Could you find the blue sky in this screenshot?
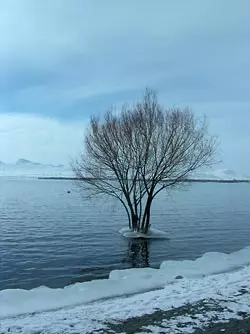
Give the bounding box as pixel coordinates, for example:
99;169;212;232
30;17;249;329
0;0;250;174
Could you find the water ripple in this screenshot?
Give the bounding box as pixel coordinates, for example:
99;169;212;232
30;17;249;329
1;179;250;290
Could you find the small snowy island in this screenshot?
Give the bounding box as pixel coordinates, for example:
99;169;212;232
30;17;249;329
119;227;169;239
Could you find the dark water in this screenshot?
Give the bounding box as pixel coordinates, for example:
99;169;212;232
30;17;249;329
0;178;250;290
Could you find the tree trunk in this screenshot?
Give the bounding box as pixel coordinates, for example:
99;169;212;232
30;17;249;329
143;203;151;234
141;196;152;234
131;213;138;231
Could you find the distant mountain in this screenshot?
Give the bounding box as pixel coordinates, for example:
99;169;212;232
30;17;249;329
16;158;42;166
15;159;65;168
0;160;248;180
0;159;73;178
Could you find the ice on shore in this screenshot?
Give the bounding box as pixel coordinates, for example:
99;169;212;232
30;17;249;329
109;246;250;280
1;246;250;320
1;262;250;334
119;227;169;239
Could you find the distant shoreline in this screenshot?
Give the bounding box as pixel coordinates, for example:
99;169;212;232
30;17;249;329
38;177;250;183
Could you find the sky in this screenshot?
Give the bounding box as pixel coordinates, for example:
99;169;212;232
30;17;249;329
0;0;249;174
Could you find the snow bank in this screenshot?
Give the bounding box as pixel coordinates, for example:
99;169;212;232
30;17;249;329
2;265;250;334
0;277;165;319
1;246;250;319
160;246;250;277
109;246;250;280
119;227;169;239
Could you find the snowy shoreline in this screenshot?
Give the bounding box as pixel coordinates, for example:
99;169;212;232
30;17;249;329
1;265;250;333
1;247;250;333
2;246;250;319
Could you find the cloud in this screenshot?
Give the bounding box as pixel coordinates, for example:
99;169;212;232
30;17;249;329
0;113;86;164
0;0;249;172
2;0;249;104
1;100;249;174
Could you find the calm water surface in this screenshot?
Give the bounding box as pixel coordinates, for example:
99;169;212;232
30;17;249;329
0;178;250;290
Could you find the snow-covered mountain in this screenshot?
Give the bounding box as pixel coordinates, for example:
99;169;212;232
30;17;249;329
0;159;73;178
194;169;249;181
0;159;249;180
16;158;42;166
15;158;64;168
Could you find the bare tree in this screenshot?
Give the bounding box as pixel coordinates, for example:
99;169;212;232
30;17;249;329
72;89;218;235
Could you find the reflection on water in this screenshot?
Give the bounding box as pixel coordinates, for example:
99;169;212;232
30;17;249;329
2;179;250;290
71;239;150;285
124;238;150;268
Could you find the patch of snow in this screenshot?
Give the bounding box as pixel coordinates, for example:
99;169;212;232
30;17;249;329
109;267;158;280
119;227;169;239
0;275;165;319
160;246;250;277
109;246;250;281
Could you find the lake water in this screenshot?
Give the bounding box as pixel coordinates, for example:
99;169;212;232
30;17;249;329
0;178;250;291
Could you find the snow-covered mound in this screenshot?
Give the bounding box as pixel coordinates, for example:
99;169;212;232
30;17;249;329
0;159;73;178
1;246;250;319
119;227;168;239
111;247;250;280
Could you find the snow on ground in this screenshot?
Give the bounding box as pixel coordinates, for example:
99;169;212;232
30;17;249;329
1;264;250;333
119;227;169;239
110;246;250;279
2;247;250;320
1;248;250;333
